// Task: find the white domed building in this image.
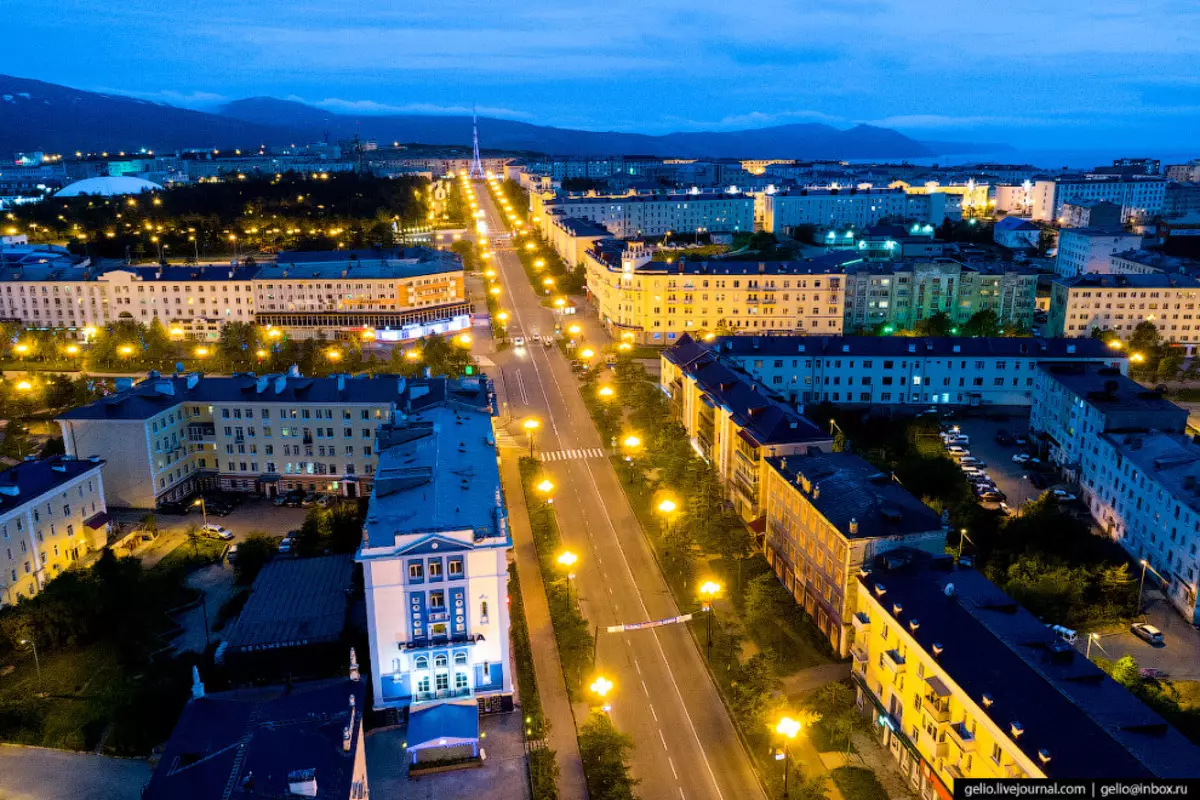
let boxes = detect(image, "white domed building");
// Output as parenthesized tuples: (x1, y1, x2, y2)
(55, 176, 164, 198)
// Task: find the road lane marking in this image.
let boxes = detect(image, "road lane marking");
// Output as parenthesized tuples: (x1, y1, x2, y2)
(650, 704, 659, 722)
(634, 659, 642, 675)
(641, 679, 649, 697)
(658, 729, 668, 749)
(669, 757, 678, 779)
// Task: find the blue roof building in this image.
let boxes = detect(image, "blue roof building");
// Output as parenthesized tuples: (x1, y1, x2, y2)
(355, 379, 511, 764)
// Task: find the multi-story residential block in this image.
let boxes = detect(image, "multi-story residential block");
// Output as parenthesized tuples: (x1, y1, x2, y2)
(1058, 199, 1122, 229)
(583, 244, 849, 345)
(842, 259, 1038, 332)
(253, 248, 468, 340)
(0, 264, 256, 338)
(993, 181, 1034, 215)
(356, 380, 512, 763)
(536, 193, 754, 239)
(1165, 161, 1200, 184)
(1047, 273, 1200, 351)
(660, 336, 831, 518)
(544, 214, 613, 268)
(851, 552, 1200, 797)
(1032, 176, 1166, 223)
(56, 371, 438, 509)
(0, 456, 108, 606)
(762, 454, 944, 655)
(1082, 431, 1200, 624)
(1164, 182, 1200, 219)
(991, 216, 1040, 250)
(710, 335, 1121, 408)
(1109, 250, 1200, 277)
(1029, 364, 1181, 475)
(763, 188, 945, 234)
(1053, 228, 1143, 277)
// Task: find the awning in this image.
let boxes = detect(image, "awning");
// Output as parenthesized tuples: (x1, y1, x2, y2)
(84, 511, 111, 530)
(925, 674, 952, 698)
(406, 701, 480, 752)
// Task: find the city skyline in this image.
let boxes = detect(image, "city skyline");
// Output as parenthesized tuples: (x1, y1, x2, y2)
(3, 0, 1199, 151)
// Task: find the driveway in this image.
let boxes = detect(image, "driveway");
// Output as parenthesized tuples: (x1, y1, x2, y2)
(1078, 594, 1200, 680)
(172, 563, 237, 655)
(0, 745, 151, 800)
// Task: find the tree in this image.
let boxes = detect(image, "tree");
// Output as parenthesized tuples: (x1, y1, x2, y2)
(185, 523, 202, 555)
(38, 437, 66, 458)
(962, 309, 1000, 337)
(145, 318, 172, 361)
(1157, 349, 1184, 383)
(234, 533, 277, 585)
(0, 419, 31, 460)
(1129, 320, 1162, 355)
(914, 311, 953, 337)
(139, 513, 159, 536)
(578, 713, 639, 800)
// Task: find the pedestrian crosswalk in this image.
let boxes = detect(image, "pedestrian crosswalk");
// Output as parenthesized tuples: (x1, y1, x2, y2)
(539, 448, 606, 462)
(492, 429, 521, 449)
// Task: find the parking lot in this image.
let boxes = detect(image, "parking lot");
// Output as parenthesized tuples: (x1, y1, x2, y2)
(946, 415, 1070, 512)
(1078, 595, 1200, 681)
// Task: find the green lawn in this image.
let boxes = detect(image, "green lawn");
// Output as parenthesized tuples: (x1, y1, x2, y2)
(831, 767, 889, 800)
(154, 537, 227, 574)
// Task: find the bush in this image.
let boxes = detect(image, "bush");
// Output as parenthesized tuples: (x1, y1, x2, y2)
(529, 747, 560, 800)
(578, 713, 638, 800)
(831, 767, 888, 800)
(233, 533, 278, 585)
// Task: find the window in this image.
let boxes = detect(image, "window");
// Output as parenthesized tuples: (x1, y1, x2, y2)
(436, 672, 449, 691)
(409, 562, 423, 579)
(414, 655, 429, 670)
(448, 559, 463, 577)
(480, 599, 489, 622)
(428, 560, 443, 578)
(455, 672, 469, 690)
(434, 653, 448, 668)
(430, 591, 445, 609)
(454, 652, 468, 665)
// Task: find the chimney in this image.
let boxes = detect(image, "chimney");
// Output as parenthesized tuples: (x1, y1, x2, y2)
(287, 769, 317, 797)
(186, 373, 201, 390)
(191, 665, 205, 699)
(349, 648, 360, 682)
(849, 518, 858, 535)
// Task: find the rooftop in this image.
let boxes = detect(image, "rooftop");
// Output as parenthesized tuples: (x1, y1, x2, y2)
(56, 372, 456, 422)
(860, 554, 1200, 778)
(709, 335, 1120, 361)
(1058, 227, 1140, 239)
(994, 216, 1039, 231)
(1111, 250, 1200, 274)
(551, 216, 613, 238)
(143, 677, 365, 800)
(1101, 432, 1200, 515)
(1053, 272, 1200, 290)
(359, 399, 505, 553)
(223, 555, 354, 653)
(664, 336, 829, 447)
(0, 456, 104, 516)
(1039, 364, 1185, 422)
(551, 192, 752, 205)
(257, 247, 461, 280)
(767, 453, 943, 540)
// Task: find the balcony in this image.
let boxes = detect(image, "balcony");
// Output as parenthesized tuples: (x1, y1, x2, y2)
(414, 687, 473, 702)
(850, 645, 868, 665)
(922, 695, 950, 724)
(946, 721, 976, 752)
(882, 649, 907, 675)
(851, 611, 871, 633)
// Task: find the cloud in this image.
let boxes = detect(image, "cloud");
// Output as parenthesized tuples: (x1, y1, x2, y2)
(293, 96, 533, 119)
(93, 87, 228, 109)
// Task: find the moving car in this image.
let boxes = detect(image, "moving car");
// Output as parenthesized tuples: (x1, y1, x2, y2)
(202, 523, 234, 541)
(513, 335, 526, 347)
(1130, 622, 1165, 647)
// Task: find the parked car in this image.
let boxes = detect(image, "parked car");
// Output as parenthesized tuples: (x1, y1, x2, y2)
(316, 495, 334, 508)
(157, 499, 192, 515)
(1130, 622, 1165, 647)
(278, 533, 297, 554)
(227, 543, 239, 563)
(947, 445, 968, 456)
(959, 457, 986, 468)
(272, 494, 289, 507)
(1028, 473, 1049, 489)
(1139, 667, 1169, 679)
(1051, 489, 1078, 502)
(1014, 436, 1028, 446)
(283, 491, 306, 508)
(980, 490, 1007, 503)
(1012, 453, 1031, 464)
(202, 523, 234, 541)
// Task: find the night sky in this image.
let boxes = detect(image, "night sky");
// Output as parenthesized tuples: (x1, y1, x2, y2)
(5, 0, 1199, 150)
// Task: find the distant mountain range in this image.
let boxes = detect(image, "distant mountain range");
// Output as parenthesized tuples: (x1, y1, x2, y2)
(0, 74, 1012, 161)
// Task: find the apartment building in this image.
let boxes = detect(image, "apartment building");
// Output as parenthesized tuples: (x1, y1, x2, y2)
(660, 336, 832, 519)
(763, 188, 945, 234)
(1047, 273, 1200, 351)
(852, 552, 1200, 799)
(711, 335, 1121, 408)
(537, 192, 754, 239)
(583, 244, 848, 345)
(1110, 250, 1200, 277)
(56, 371, 451, 509)
(762, 454, 945, 656)
(1029, 364, 1182, 474)
(1053, 228, 1143, 277)
(544, 214, 613, 268)
(0, 456, 108, 607)
(1031, 176, 1166, 223)
(842, 259, 1037, 333)
(253, 248, 468, 340)
(0, 263, 256, 338)
(1058, 199, 1122, 229)
(356, 384, 512, 761)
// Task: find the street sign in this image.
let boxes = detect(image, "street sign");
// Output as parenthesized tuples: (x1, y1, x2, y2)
(606, 613, 693, 634)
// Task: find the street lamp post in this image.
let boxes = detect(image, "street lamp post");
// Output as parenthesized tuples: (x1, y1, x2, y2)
(557, 550, 578, 604)
(1138, 559, 1167, 614)
(956, 528, 974, 563)
(622, 435, 641, 484)
(193, 497, 208, 530)
(523, 417, 541, 459)
(589, 675, 614, 713)
(18, 637, 40, 683)
(699, 581, 721, 660)
(776, 716, 802, 799)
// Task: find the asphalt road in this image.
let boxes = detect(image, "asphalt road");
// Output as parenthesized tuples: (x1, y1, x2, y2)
(477, 182, 764, 800)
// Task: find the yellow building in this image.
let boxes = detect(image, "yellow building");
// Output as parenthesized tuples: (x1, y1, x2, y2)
(584, 245, 846, 345)
(1048, 273, 1200, 353)
(852, 552, 1200, 795)
(890, 179, 993, 217)
(659, 336, 832, 519)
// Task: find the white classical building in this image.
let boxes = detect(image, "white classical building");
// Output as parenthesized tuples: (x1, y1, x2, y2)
(537, 192, 754, 238)
(1031, 177, 1166, 223)
(356, 380, 513, 763)
(763, 188, 945, 234)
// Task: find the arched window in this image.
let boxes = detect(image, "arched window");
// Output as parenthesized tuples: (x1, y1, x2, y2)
(434, 653, 449, 668)
(414, 656, 429, 670)
(454, 652, 468, 665)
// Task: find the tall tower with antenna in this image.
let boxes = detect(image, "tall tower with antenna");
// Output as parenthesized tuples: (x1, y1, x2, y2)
(468, 106, 485, 179)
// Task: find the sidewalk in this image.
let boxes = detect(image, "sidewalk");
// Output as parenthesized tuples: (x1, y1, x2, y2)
(500, 455, 589, 800)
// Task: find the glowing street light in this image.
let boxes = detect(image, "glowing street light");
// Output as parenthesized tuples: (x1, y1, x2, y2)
(194, 346, 209, 358)
(589, 675, 614, 712)
(256, 349, 268, 359)
(64, 344, 80, 356)
(657, 498, 678, 515)
(579, 347, 595, 360)
(617, 342, 632, 352)
(776, 716, 803, 797)
(537, 478, 556, 503)
(405, 348, 422, 362)
(1130, 352, 1146, 363)
(497, 311, 510, 324)
(1107, 339, 1123, 350)
(523, 417, 541, 458)
(118, 344, 135, 358)
(169, 326, 185, 338)
(699, 580, 722, 655)
(553, 297, 566, 309)
(567, 324, 582, 337)
(556, 550, 577, 569)
(326, 348, 342, 361)
(267, 328, 282, 340)
(457, 332, 473, 347)
(597, 385, 615, 400)
(15, 380, 32, 392)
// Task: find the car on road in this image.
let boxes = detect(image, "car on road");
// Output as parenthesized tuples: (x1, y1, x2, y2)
(1012, 453, 1031, 463)
(512, 335, 526, 347)
(202, 523, 234, 541)
(1130, 622, 1165, 647)
(542, 336, 554, 347)
(1051, 489, 1078, 502)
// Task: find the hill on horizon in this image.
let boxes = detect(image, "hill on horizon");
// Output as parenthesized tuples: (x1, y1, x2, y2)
(0, 74, 1011, 160)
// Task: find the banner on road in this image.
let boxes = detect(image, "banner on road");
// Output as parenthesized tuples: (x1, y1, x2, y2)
(606, 613, 693, 634)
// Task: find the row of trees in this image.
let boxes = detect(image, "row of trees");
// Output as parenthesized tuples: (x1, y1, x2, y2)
(1092, 323, 1196, 383)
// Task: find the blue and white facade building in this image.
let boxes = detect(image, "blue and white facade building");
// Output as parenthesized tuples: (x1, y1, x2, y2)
(356, 379, 512, 758)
